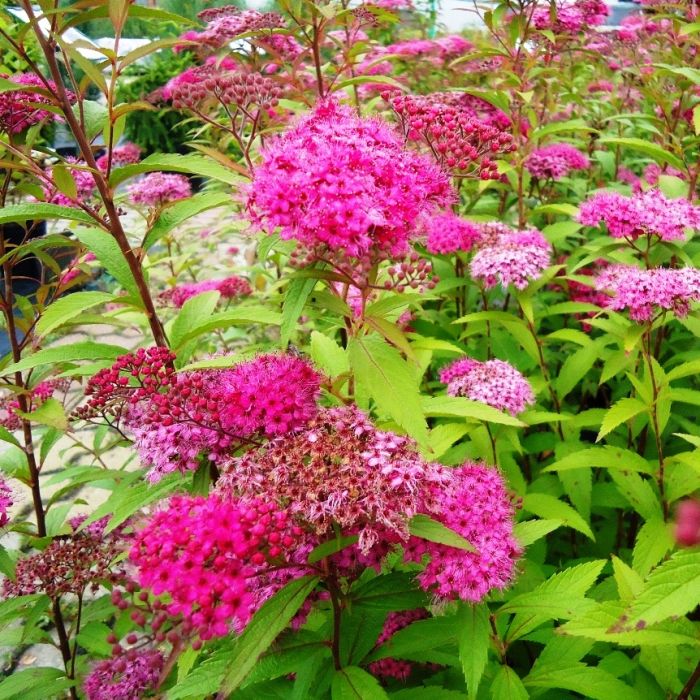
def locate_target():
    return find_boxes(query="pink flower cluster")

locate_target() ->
[425,212,481,254]
[0,478,12,527]
[532,0,609,33]
[42,158,97,206]
[249,100,452,269]
[159,276,252,307]
[95,142,141,172]
[0,379,67,431]
[524,143,589,180]
[127,172,192,207]
[404,463,520,601]
[470,226,552,290]
[578,189,700,241]
[0,73,74,134]
[676,499,700,547]
[217,405,452,553]
[382,35,473,60]
[389,93,515,180]
[596,265,700,322]
[440,357,534,416]
[130,494,302,641]
[84,650,163,700]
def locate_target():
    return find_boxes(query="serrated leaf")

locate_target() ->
[0,203,95,226]
[409,514,475,551]
[110,153,242,187]
[3,342,125,373]
[218,576,319,695]
[458,603,489,699]
[598,137,685,171]
[367,616,459,665]
[490,665,529,700]
[611,555,644,602]
[16,397,67,430]
[544,446,652,474]
[349,334,428,444]
[35,291,114,338]
[633,518,674,577]
[555,341,600,399]
[609,471,662,521]
[0,668,74,700]
[596,397,647,442]
[521,493,594,540]
[331,666,389,700]
[513,519,562,547]
[308,534,359,564]
[524,662,637,700]
[281,276,317,347]
[170,290,220,349]
[310,331,348,377]
[422,395,525,427]
[351,573,427,612]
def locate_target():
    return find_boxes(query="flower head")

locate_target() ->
[159,276,252,308]
[96,143,141,171]
[578,189,700,241]
[84,650,163,700]
[676,499,700,547]
[440,357,534,416]
[248,100,453,274]
[596,265,700,322]
[128,172,191,207]
[403,462,520,602]
[0,478,12,527]
[42,158,97,206]
[524,143,589,180]
[532,0,609,33]
[425,212,481,254]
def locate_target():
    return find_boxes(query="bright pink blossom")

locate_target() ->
[532,0,609,33]
[42,158,97,206]
[676,499,700,547]
[129,494,302,641]
[96,143,141,171]
[84,650,163,700]
[596,265,700,322]
[0,73,74,134]
[425,212,482,254]
[524,143,589,180]
[578,189,700,241]
[403,462,520,602]
[159,276,252,307]
[128,172,191,207]
[440,357,534,416]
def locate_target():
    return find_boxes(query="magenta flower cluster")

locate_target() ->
[84,650,163,700]
[127,172,192,207]
[130,494,302,641]
[0,73,74,134]
[95,143,141,171]
[425,212,482,254]
[248,100,452,266]
[578,189,700,241]
[0,478,12,527]
[159,276,252,308]
[440,357,534,416]
[532,0,609,33]
[525,143,590,180]
[42,158,97,206]
[596,265,700,322]
[470,225,552,290]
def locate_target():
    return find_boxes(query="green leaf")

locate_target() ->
[281,277,317,347]
[609,471,662,521]
[349,334,428,444]
[421,395,525,427]
[0,668,74,700]
[456,88,509,114]
[611,555,644,602]
[597,137,685,171]
[490,666,529,700]
[170,290,220,349]
[351,573,427,612]
[458,603,489,699]
[35,291,114,338]
[0,203,95,226]
[622,550,700,628]
[175,307,281,345]
[308,534,359,564]
[544,446,652,474]
[110,153,242,187]
[16,398,67,430]
[367,616,459,665]
[409,514,475,552]
[331,666,389,700]
[3,342,125,373]
[310,331,349,377]
[524,662,637,700]
[632,518,674,577]
[596,397,647,442]
[76,100,109,140]
[218,576,319,695]
[521,493,594,540]
[73,228,140,298]
[144,192,233,250]
[513,519,562,547]
[555,341,600,399]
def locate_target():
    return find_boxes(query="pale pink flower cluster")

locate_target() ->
[373,0,414,9]
[128,172,191,207]
[159,276,252,308]
[249,100,452,266]
[578,189,700,241]
[382,35,473,60]
[96,142,141,171]
[84,650,163,700]
[524,143,589,180]
[42,158,97,206]
[0,478,12,527]
[129,494,303,641]
[532,0,609,33]
[403,462,520,601]
[470,226,552,290]
[596,265,700,322]
[440,357,534,416]
[217,405,452,553]
[425,212,481,254]
[0,73,74,134]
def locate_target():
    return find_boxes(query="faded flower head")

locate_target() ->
[440,357,534,416]
[404,462,520,601]
[524,143,589,180]
[470,226,552,290]
[578,189,700,241]
[216,405,452,553]
[248,100,453,274]
[596,265,700,322]
[84,650,163,700]
[128,172,191,208]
